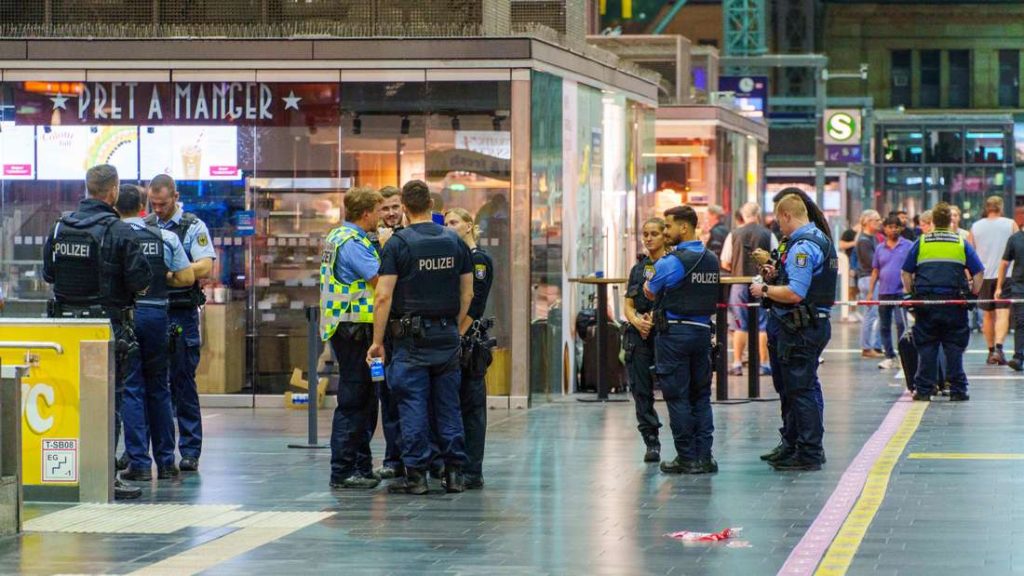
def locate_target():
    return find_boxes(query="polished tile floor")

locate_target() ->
[5,323,1024,575]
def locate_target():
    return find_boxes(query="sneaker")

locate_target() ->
[693,457,719,474]
[375,465,404,479]
[388,470,428,495]
[861,349,884,359]
[120,466,152,482]
[157,465,180,479]
[912,392,932,401]
[660,457,699,475]
[179,456,199,472]
[114,479,142,500]
[949,392,970,402]
[770,457,822,472]
[330,475,380,490]
[878,358,895,370]
[727,364,743,376]
[987,351,1001,365]
[759,364,772,376]
[760,443,791,462]
[1009,359,1024,372]
[644,445,661,463]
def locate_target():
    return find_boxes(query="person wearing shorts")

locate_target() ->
[969,196,1018,365]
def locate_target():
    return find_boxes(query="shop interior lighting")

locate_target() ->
[400,115,410,135]
[451,115,461,131]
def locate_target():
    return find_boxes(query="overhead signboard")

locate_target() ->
[718,76,768,118]
[824,109,862,145]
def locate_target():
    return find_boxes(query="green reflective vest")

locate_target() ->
[319,226,378,341]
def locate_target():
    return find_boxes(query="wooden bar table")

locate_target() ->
[568,277,629,403]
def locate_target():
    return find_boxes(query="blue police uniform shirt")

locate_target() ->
[124,217,191,273]
[647,240,712,323]
[783,222,834,313]
[901,235,985,279]
[333,222,380,284]
[155,203,218,262]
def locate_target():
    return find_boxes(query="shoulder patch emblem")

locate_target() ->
[197,233,209,247]
[474,264,487,280]
[795,253,808,268]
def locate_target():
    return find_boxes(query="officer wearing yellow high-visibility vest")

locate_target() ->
[320,187,384,489]
[901,202,984,402]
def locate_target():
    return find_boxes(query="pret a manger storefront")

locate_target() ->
[0,38,658,407]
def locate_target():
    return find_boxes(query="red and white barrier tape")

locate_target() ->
[718,298,1024,309]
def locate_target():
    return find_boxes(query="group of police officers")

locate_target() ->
[45,166,980,497]
[44,165,214,499]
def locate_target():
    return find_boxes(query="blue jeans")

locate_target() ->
[913,306,970,395]
[328,327,378,480]
[386,323,466,471]
[768,315,830,463]
[654,324,714,461]
[122,305,176,469]
[877,294,907,359]
[857,276,880,351]
[168,308,203,459]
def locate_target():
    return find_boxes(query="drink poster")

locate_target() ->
[139,125,239,181]
[36,126,139,180]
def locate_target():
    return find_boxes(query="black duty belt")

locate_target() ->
[50,302,134,323]
[388,315,456,338]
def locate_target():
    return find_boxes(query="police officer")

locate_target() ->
[643,206,719,475]
[373,185,405,480]
[146,174,217,472]
[367,180,474,495]
[750,193,838,471]
[624,217,666,463]
[115,185,194,482]
[445,207,494,489]
[901,202,984,401]
[320,187,384,489]
[43,164,151,500]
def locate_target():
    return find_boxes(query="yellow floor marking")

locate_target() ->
[909,452,1024,460]
[814,401,928,576]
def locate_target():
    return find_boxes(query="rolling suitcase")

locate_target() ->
[897,330,946,393]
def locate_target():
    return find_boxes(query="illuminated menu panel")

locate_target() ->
[36,126,139,180]
[139,126,239,181]
[0,125,36,180]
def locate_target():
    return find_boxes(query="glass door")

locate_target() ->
[246,177,350,395]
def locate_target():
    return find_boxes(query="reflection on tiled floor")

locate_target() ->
[4,324,1024,575]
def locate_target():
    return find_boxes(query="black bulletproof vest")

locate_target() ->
[134,225,169,301]
[777,229,839,308]
[731,223,773,276]
[392,224,463,318]
[52,213,117,306]
[626,257,657,314]
[146,212,203,308]
[657,247,720,316]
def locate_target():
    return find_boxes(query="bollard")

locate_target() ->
[747,303,760,399]
[288,306,326,450]
[714,284,729,401]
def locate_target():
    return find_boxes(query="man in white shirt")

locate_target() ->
[969,195,1019,365]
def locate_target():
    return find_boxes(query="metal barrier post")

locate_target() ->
[747,303,760,398]
[288,306,326,449]
[715,284,729,401]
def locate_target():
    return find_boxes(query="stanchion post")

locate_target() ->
[289,306,326,449]
[747,302,760,398]
[715,285,729,401]
[595,284,609,401]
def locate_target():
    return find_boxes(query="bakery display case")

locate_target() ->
[246,178,350,394]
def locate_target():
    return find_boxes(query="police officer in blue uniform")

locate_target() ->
[644,206,720,475]
[625,217,667,463]
[901,202,984,401]
[367,180,474,495]
[146,174,217,472]
[750,193,838,471]
[115,185,194,482]
[446,207,495,489]
[43,164,151,500]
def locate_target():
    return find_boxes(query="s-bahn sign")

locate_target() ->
[824,109,861,145]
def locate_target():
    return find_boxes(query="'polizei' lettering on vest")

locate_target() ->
[54,242,90,257]
[419,257,454,271]
[140,240,161,256]
[690,272,720,284]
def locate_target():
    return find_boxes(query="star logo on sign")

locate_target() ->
[282,90,302,111]
[50,92,69,110]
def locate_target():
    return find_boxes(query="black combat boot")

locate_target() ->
[443,465,465,493]
[388,468,428,495]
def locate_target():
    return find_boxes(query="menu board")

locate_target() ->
[0,125,36,180]
[139,126,239,181]
[36,126,139,180]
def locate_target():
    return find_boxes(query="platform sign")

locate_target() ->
[825,109,862,145]
[719,76,768,118]
[827,145,863,163]
[0,321,111,487]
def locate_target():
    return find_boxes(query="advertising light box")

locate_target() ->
[0,124,36,180]
[139,126,239,181]
[36,126,139,180]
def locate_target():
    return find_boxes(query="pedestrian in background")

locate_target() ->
[856,210,883,358]
[995,222,1024,371]
[969,195,1018,366]
[869,215,913,369]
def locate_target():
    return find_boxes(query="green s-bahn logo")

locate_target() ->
[826,112,858,143]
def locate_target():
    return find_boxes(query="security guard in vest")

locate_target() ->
[320,187,384,489]
[367,180,474,495]
[146,174,217,472]
[115,185,195,482]
[901,202,984,401]
[750,193,838,471]
[43,164,152,500]
[643,205,720,475]
[625,217,667,463]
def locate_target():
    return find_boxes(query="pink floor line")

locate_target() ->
[777,390,913,576]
